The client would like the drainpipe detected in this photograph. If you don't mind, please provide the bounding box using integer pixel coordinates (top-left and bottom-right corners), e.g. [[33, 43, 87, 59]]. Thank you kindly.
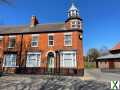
[[56, 50, 60, 74], [19, 34, 23, 69]]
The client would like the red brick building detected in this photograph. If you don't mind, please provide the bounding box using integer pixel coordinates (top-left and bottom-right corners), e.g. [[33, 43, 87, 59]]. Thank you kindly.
[[0, 3, 84, 76], [97, 43, 120, 73]]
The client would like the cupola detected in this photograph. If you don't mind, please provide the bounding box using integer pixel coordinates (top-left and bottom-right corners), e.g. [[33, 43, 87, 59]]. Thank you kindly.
[[68, 3, 79, 18], [65, 3, 83, 30]]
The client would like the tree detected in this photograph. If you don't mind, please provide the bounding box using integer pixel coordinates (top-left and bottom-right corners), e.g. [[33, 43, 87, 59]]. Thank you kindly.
[[99, 46, 109, 56], [87, 48, 100, 62]]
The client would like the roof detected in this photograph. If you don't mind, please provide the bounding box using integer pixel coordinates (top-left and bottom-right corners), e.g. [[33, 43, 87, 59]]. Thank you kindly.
[[111, 42, 120, 51], [97, 53, 120, 60], [0, 23, 68, 35], [68, 3, 78, 11]]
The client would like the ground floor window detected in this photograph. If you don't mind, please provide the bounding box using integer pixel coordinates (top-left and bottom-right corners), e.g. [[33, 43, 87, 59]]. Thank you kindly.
[[26, 52, 41, 67], [60, 51, 76, 68], [3, 54, 17, 67]]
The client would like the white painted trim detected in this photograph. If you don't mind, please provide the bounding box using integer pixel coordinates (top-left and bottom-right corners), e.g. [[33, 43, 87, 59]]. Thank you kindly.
[[46, 50, 56, 57], [8, 35, 16, 48], [3, 66, 19, 68], [48, 34, 54, 46], [48, 33, 54, 36], [9, 35, 16, 38], [71, 20, 80, 29], [31, 34, 39, 47], [60, 51, 77, 68], [31, 41, 39, 47], [0, 36, 3, 39], [32, 34, 40, 37], [61, 51, 76, 54], [64, 32, 72, 35], [8, 46, 14, 48], [26, 52, 41, 67], [64, 33, 72, 46], [3, 54, 17, 67], [27, 52, 41, 55]]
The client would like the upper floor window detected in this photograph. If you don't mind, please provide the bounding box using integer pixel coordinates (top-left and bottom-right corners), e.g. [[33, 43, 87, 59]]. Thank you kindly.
[[48, 34, 54, 46], [0, 36, 3, 40], [8, 36, 16, 48], [71, 20, 80, 29], [64, 33, 72, 46], [31, 34, 39, 47], [0, 36, 3, 43]]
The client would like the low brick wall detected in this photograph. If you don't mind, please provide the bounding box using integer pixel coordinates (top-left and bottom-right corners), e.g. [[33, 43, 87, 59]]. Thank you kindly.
[[15, 67, 84, 76], [101, 68, 120, 74]]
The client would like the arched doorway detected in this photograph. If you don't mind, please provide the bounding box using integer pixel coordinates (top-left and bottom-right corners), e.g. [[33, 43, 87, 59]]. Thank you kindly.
[[47, 52, 55, 74]]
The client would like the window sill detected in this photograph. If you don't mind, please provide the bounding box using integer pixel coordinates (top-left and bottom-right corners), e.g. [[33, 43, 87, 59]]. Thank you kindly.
[[60, 67, 77, 69], [26, 67, 40, 68], [31, 46, 38, 47], [64, 45, 72, 47], [8, 47, 14, 49], [48, 45, 54, 47], [2, 66, 19, 68]]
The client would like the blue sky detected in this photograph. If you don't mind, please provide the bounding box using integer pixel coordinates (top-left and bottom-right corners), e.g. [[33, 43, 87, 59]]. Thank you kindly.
[[0, 0, 120, 55]]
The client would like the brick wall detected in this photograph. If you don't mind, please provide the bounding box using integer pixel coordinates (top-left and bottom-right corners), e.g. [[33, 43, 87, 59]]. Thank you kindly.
[[0, 30, 84, 75]]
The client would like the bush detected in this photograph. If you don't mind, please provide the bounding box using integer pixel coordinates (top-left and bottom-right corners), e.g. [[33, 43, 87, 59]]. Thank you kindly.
[[84, 61, 96, 69]]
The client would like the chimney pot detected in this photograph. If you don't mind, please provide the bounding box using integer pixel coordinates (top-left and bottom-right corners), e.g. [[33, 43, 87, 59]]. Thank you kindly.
[[30, 15, 39, 27]]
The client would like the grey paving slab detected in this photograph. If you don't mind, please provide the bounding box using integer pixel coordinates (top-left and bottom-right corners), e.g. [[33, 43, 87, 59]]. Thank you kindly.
[[0, 75, 111, 90]]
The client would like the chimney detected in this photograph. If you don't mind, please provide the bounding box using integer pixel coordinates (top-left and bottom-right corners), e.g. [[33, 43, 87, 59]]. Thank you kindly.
[[30, 15, 39, 27]]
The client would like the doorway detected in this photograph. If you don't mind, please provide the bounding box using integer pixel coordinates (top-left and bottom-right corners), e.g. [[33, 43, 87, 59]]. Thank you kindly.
[[47, 52, 54, 74]]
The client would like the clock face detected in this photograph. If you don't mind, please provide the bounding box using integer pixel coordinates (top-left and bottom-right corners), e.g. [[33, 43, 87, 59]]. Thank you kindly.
[[79, 34, 83, 39]]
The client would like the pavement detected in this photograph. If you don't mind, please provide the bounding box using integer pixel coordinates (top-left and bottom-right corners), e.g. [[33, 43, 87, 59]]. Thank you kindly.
[[84, 69, 120, 82], [0, 74, 111, 90], [0, 69, 119, 90]]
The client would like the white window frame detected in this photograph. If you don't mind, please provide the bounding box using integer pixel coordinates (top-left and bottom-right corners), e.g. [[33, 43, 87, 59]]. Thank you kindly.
[[64, 33, 72, 46], [0, 36, 3, 44], [71, 20, 80, 29], [48, 34, 54, 46], [60, 51, 76, 68], [8, 35, 16, 48], [26, 52, 41, 67], [3, 54, 17, 67], [71, 10, 76, 17], [31, 34, 39, 47], [0, 36, 3, 40]]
